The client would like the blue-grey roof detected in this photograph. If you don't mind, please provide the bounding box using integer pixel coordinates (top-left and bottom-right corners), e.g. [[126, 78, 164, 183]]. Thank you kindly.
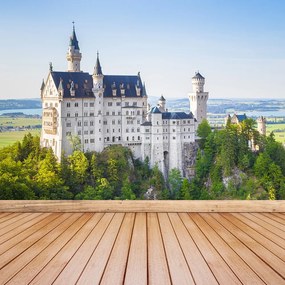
[[236, 114, 247, 122], [159, 95, 166, 101], [192, 72, 204, 80], [94, 54, 103, 75], [70, 27, 80, 50], [103, 75, 143, 97], [162, 112, 194, 120], [51, 72, 144, 99], [151, 106, 161, 114], [51, 72, 94, 98]]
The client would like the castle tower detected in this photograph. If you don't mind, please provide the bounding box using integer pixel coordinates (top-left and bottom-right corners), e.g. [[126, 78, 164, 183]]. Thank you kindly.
[[92, 52, 104, 151], [66, 24, 82, 72], [257, 116, 266, 136], [158, 95, 166, 112], [189, 72, 209, 124]]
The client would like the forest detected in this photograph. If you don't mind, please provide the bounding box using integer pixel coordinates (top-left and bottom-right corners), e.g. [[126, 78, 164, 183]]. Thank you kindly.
[[0, 118, 285, 200]]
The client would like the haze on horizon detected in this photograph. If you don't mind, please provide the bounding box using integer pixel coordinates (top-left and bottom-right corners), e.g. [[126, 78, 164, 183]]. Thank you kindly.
[[0, 0, 285, 100]]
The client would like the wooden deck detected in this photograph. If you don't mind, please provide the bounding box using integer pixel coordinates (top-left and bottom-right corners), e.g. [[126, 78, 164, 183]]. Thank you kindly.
[[0, 201, 284, 284]]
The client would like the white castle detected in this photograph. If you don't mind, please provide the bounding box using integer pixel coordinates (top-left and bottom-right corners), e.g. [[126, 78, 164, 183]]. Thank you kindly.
[[40, 26, 208, 177]]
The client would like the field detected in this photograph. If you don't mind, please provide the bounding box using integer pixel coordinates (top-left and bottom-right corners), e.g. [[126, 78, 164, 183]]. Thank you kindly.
[[0, 117, 41, 127], [0, 129, 41, 148], [266, 123, 285, 143]]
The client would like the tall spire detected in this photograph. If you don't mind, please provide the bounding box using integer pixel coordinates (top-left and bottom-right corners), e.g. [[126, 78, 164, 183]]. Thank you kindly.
[[69, 22, 80, 50], [94, 51, 103, 75]]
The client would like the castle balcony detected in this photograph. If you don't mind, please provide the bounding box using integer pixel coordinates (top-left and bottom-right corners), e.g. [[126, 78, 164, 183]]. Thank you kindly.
[[0, 200, 284, 284], [42, 108, 57, 135]]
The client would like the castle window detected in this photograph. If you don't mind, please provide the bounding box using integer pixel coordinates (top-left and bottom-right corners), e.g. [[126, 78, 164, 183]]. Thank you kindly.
[[126, 129, 129, 133], [75, 113, 78, 117], [78, 121, 81, 127], [90, 130, 94, 134], [112, 111, 115, 116], [118, 128, 121, 132], [146, 129, 150, 133], [127, 137, 129, 141], [126, 111, 129, 116], [106, 137, 110, 141], [112, 120, 115, 125], [84, 130, 88, 135], [107, 129, 109, 133], [137, 120, 140, 124], [106, 111, 109, 116], [99, 138, 101, 141], [113, 129, 115, 133], [138, 136, 140, 140], [118, 136, 121, 141], [183, 120, 186, 124], [84, 102, 88, 107], [108, 102, 112, 106], [132, 136, 135, 141], [103, 121, 107, 125], [116, 102, 121, 106], [67, 113, 70, 117], [133, 102, 137, 106], [66, 132, 71, 136], [84, 121, 88, 126], [118, 111, 121, 115], [118, 120, 121, 124], [157, 121, 159, 125], [78, 130, 81, 135], [157, 137, 159, 140], [173, 136, 176, 140], [66, 122, 71, 127], [90, 112, 94, 117], [137, 128, 140, 132], [84, 139, 88, 143], [172, 121, 175, 124], [90, 139, 95, 143], [188, 128, 190, 131], [90, 121, 94, 126], [184, 128, 186, 131], [84, 112, 88, 116], [125, 102, 129, 106], [99, 129, 101, 132], [98, 110, 102, 115], [173, 129, 175, 132], [67, 102, 70, 107], [90, 103, 94, 107], [75, 103, 79, 107], [187, 120, 190, 123], [112, 136, 115, 142], [131, 128, 134, 133]]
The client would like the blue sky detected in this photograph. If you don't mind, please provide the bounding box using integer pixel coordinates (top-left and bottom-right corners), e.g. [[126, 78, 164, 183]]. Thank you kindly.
[[1, 0, 285, 99]]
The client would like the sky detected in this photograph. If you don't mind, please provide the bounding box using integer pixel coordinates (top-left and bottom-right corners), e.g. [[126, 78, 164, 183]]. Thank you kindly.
[[1, 0, 285, 100]]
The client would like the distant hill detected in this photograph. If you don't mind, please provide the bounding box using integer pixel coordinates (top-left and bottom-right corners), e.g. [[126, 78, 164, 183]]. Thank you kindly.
[[0, 99, 41, 110]]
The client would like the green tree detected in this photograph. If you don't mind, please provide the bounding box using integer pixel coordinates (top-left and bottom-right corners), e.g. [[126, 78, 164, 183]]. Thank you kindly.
[[197, 119, 212, 149], [168, 168, 183, 199]]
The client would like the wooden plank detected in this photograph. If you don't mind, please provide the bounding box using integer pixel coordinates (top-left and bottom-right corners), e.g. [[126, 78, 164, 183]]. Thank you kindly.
[[263, 212, 285, 225], [7, 213, 85, 285], [76, 213, 125, 285], [241, 213, 285, 239], [0, 213, 55, 255], [147, 213, 171, 285], [0, 213, 22, 226], [168, 213, 218, 284], [124, 213, 147, 285], [193, 213, 264, 284], [205, 213, 284, 284], [0, 213, 37, 236], [252, 213, 285, 231], [212, 213, 285, 279], [0, 213, 31, 230], [52, 213, 114, 285], [0, 213, 82, 284], [22, 213, 96, 285], [0, 213, 12, 220], [232, 213, 285, 250], [0, 200, 284, 212], [179, 213, 242, 285], [0, 213, 73, 269], [0, 213, 48, 245], [101, 213, 135, 285], [272, 212, 285, 221], [158, 213, 195, 285], [223, 213, 285, 260]]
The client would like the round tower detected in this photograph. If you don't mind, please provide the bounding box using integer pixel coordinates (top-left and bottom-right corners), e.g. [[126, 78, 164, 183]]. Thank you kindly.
[[257, 116, 266, 136], [189, 72, 209, 124], [158, 95, 166, 112], [66, 23, 82, 72]]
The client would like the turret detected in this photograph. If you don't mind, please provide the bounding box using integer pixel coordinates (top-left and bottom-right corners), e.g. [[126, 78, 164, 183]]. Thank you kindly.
[[257, 116, 266, 136], [189, 71, 209, 124], [66, 23, 82, 72], [158, 95, 166, 112]]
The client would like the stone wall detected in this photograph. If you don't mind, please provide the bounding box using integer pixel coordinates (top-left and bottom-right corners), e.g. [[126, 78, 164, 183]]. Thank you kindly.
[[182, 141, 199, 179]]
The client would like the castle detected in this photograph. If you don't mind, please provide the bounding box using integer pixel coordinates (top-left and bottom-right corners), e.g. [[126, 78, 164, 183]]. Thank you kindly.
[[40, 26, 208, 177]]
